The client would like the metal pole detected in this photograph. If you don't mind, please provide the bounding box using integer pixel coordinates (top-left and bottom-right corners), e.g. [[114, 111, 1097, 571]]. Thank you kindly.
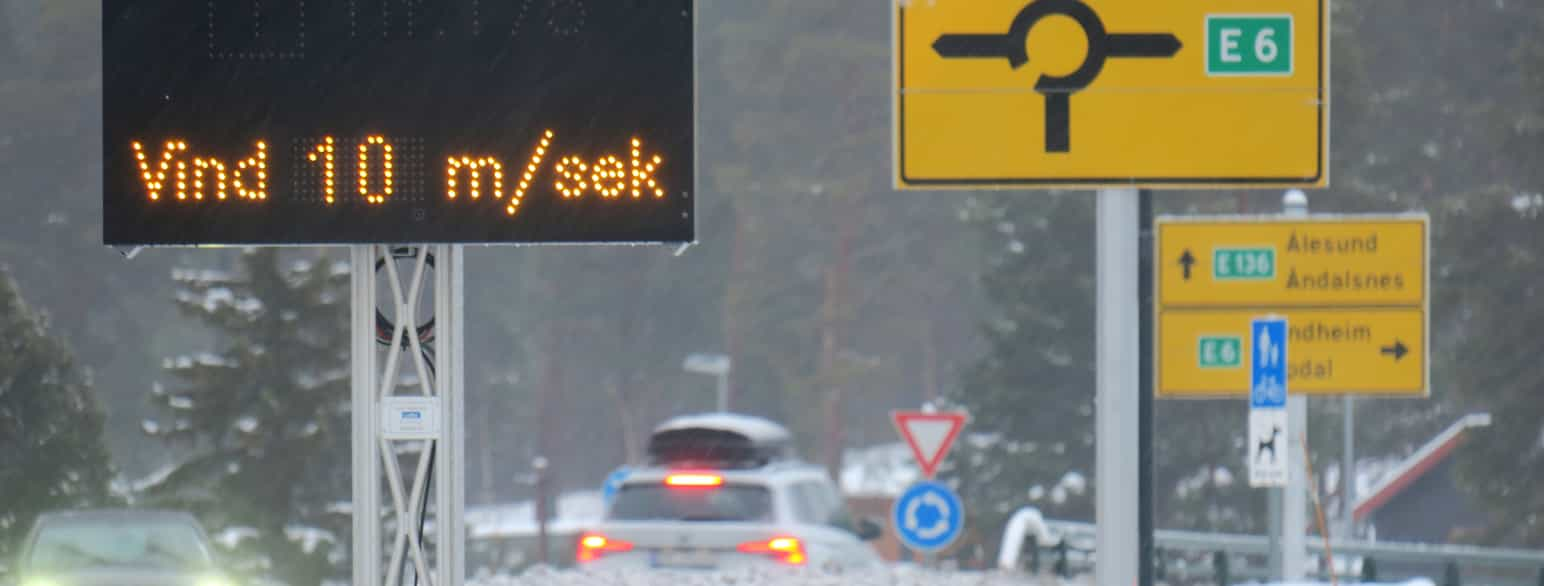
[[717, 371, 729, 412], [354, 245, 466, 586], [435, 244, 467, 586], [1283, 191, 1309, 580], [1138, 189, 1155, 586], [1269, 486, 1283, 577], [1343, 396, 1356, 539], [1096, 188, 1140, 586], [534, 456, 550, 566], [351, 246, 381, 586]]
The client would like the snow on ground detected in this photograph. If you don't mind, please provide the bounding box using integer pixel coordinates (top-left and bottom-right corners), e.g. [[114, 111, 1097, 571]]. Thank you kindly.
[[465, 490, 606, 539], [468, 568, 1434, 586], [469, 567, 1088, 586], [213, 526, 260, 549], [1241, 581, 1434, 586], [840, 442, 920, 497], [128, 461, 180, 492]]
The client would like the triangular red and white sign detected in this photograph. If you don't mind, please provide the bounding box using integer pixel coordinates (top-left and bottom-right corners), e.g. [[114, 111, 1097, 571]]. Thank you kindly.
[[891, 410, 968, 479]]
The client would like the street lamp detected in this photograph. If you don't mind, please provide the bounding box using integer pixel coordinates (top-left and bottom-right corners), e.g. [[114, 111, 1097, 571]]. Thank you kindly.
[[682, 353, 731, 412], [529, 456, 551, 565]]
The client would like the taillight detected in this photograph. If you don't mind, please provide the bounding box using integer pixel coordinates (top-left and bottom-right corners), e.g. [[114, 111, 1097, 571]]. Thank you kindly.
[[737, 536, 807, 566], [576, 532, 634, 563], [664, 473, 724, 487]]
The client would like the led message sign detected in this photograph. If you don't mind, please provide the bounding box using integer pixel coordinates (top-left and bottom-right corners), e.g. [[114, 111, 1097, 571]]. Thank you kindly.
[[104, 0, 694, 245]]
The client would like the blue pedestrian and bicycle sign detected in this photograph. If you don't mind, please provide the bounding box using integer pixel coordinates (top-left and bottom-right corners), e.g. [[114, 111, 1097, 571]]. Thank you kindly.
[[892, 480, 964, 553], [1249, 315, 1290, 487], [1250, 316, 1288, 409]]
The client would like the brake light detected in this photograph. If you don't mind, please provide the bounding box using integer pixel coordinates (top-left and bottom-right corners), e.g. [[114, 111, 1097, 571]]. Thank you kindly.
[[664, 473, 724, 487], [576, 532, 633, 563], [737, 536, 807, 565]]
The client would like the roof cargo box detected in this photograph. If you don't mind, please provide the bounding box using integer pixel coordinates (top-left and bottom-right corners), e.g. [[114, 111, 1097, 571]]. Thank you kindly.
[[647, 413, 795, 468]]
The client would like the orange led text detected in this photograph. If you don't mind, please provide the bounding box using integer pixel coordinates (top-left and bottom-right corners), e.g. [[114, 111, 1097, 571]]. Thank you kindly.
[[132, 131, 666, 217], [133, 140, 268, 201]]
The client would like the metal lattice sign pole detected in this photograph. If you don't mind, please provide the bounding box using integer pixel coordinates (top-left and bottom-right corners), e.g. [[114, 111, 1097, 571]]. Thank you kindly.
[[352, 246, 465, 586]]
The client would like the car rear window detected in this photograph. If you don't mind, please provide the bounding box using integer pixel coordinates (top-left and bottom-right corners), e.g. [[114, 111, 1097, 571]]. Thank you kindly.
[[609, 483, 774, 522], [27, 517, 213, 572]]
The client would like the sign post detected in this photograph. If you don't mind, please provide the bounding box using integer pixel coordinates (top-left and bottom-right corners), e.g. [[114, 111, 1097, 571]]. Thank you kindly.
[[1154, 214, 1430, 397], [1249, 316, 1289, 487], [892, 480, 966, 555], [891, 410, 968, 479], [891, 410, 968, 561], [104, 1, 695, 246], [1096, 189, 1141, 586], [1153, 196, 1426, 579], [892, 2, 1331, 583], [894, 0, 1328, 188], [105, 4, 698, 586]]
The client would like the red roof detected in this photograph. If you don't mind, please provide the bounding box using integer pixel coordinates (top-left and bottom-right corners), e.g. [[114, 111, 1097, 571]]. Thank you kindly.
[[1353, 414, 1491, 523]]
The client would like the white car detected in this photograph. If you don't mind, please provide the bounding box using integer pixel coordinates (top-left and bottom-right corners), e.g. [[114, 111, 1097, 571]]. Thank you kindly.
[[575, 414, 885, 572], [14, 509, 234, 586]]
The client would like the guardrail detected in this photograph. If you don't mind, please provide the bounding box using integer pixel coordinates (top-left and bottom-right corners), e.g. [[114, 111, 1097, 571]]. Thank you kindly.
[[998, 511, 1544, 586]]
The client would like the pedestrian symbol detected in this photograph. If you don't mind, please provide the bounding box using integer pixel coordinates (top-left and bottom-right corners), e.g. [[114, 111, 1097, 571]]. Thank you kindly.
[[1250, 317, 1288, 409]]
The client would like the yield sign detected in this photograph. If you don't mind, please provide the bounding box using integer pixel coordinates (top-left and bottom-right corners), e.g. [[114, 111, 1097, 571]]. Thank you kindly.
[[891, 410, 969, 479]]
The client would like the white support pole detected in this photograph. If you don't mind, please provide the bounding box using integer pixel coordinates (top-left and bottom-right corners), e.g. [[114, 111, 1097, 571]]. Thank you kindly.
[[1282, 191, 1309, 580], [352, 246, 381, 586], [353, 245, 465, 586], [1285, 395, 1308, 578], [434, 245, 467, 586], [1343, 396, 1356, 538], [1096, 188, 1140, 586]]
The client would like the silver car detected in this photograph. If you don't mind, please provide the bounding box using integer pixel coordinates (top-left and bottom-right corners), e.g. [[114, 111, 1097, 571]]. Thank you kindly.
[[14, 510, 233, 586], [575, 414, 885, 573]]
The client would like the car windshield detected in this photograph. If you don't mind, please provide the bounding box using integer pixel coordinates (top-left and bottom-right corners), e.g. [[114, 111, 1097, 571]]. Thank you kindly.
[[609, 483, 773, 522], [27, 517, 213, 572]]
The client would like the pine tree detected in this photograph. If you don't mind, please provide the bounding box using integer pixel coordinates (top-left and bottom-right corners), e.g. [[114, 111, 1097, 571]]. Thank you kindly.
[[143, 249, 350, 586], [0, 268, 114, 560], [1326, 0, 1544, 543], [949, 194, 1097, 532], [1444, 197, 1544, 546], [949, 193, 1273, 542]]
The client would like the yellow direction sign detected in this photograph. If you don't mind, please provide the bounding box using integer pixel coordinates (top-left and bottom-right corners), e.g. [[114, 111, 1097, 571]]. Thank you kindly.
[[1158, 308, 1425, 396], [1154, 214, 1430, 397], [893, 0, 1327, 188], [1157, 216, 1427, 308]]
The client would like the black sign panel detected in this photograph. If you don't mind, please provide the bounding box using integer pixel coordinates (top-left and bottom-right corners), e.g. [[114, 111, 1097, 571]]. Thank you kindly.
[[104, 0, 694, 245]]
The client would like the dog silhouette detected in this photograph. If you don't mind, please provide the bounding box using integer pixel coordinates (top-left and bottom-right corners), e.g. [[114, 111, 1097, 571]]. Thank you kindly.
[[1257, 426, 1282, 463]]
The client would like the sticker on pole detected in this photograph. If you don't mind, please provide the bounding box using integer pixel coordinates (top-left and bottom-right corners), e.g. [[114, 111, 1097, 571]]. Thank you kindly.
[[891, 480, 964, 553], [381, 396, 440, 440], [891, 411, 968, 479]]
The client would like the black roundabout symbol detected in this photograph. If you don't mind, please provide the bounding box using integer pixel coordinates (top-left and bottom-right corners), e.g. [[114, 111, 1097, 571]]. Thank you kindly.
[[931, 0, 1182, 153]]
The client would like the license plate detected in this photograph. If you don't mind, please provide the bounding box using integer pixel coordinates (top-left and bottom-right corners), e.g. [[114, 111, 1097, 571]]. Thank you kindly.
[[652, 548, 718, 569]]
